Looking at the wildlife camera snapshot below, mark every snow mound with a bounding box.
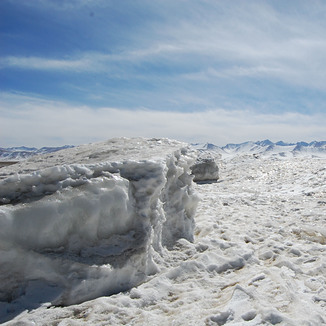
[0,138,199,314]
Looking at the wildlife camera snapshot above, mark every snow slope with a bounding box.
[1,139,326,325]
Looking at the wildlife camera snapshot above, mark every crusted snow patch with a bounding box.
[0,138,199,311]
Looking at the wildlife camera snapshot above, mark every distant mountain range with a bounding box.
[0,145,74,161]
[192,140,326,158]
[2,140,326,162]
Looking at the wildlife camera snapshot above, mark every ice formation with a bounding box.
[0,138,199,312]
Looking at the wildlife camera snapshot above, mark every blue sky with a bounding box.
[1,0,326,146]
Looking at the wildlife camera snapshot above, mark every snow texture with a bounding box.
[2,139,326,325]
[0,138,199,321]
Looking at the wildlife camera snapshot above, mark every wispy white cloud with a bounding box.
[2,56,88,71]
[0,53,114,72]
[3,0,326,119]
[1,92,325,147]
[4,0,326,90]
[155,1,326,89]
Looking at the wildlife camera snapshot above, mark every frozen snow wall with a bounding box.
[0,138,199,306]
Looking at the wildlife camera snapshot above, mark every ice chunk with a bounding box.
[190,156,219,183]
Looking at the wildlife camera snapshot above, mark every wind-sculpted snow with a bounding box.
[0,138,199,320]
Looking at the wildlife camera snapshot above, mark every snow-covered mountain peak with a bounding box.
[255,139,274,147]
[192,140,326,158]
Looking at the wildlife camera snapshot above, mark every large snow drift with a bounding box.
[0,138,199,313]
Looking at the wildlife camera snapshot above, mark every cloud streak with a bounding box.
[1,56,94,72]
[3,1,326,90]
[1,93,325,147]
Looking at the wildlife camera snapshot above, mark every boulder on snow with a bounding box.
[190,156,219,183]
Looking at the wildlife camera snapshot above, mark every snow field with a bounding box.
[192,156,326,325]
[1,142,326,325]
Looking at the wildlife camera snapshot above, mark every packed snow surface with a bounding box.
[1,139,326,325]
